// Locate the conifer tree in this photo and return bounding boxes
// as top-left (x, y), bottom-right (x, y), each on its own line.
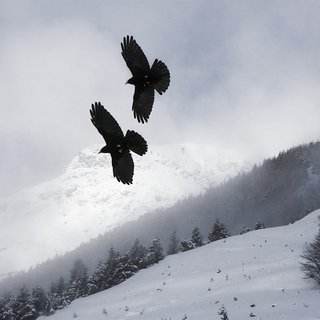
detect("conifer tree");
top-left (191, 227), bottom-right (203, 247)
top-left (167, 230), bottom-right (180, 255)
top-left (218, 305), bottom-right (229, 320)
top-left (111, 254), bottom-right (138, 286)
top-left (68, 259), bottom-right (89, 301)
top-left (31, 287), bottom-right (48, 317)
top-left (208, 219), bottom-right (230, 242)
top-left (254, 221), bottom-right (265, 230)
top-left (11, 286), bottom-right (37, 320)
top-left (144, 238), bottom-right (164, 266)
top-left (0, 293), bottom-right (15, 320)
top-left (103, 247), bottom-right (121, 289)
top-left (127, 239), bottom-right (147, 269)
top-left (47, 276), bottom-right (69, 314)
top-left (240, 226), bottom-right (251, 234)
top-left (301, 227), bottom-right (320, 285)
top-left (88, 261), bottom-right (106, 294)
top-left (179, 240), bottom-right (195, 252)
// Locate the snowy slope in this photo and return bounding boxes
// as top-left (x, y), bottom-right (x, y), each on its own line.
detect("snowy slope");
top-left (38, 210), bottom-right (320, 320)
top-left (0, 144), bottom-right (249, 277)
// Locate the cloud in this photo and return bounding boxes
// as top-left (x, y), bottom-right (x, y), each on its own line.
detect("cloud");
top-left (1, 0), bottom-right (320, 195)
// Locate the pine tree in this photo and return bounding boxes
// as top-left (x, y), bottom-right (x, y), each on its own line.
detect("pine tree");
top-left (144, 238), bottom-right (164, 267)
top-left (167, 230), bottom-right (180, 255)
top-left (179, 240), bottom-right (195, 252)
top-left (11, 286), bottom-right (37, 320)
top-left (88, 261), bottom-right (106, 294)
top-left (301, 227), bottom-right (320, 285)
top-left (68, 260), bottom-right (89, 301)
top-left (191, 227), bottom-right (203, 247)
top-left (218, 305), bottom-right (229, 320)
top-left (111, 254), bottom-right (138, 286)
top-left (0, 292), bottom-right (15, 320)
top-left (127, 239), bottom-right (147, 269)
top-left (240, 226), bottom-right (251, 234)
top-left (47, 276), bottom-right (69, 314)
top-left (254, 221), bottom-right (265, 230)
top-left (208, 219), bottom-right (230, 242)
top-left (56, 276), bottom-right (69, 308)
top-left (31, 287), bottom-right (48, 317)
top-left (101, 247), bottom-right (122, 289)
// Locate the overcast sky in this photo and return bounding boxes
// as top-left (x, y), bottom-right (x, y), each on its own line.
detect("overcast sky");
top-left (1, 0), bottom-right (320, 196)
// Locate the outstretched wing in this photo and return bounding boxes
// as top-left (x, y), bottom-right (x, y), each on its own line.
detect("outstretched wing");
top-left (121, 35), bottom-right (150, 75)
top-left (111, 150), bottom-right (134, 185)
top-left (90, 102), bottom-right (124, 144)
top-left (132, 86), bottom-right (155, 123)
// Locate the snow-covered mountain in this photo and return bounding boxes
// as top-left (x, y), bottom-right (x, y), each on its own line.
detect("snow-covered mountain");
top-left (0, 144), bottom-right (249, 278)
top-left (38, 210), bottom-right (320, 320)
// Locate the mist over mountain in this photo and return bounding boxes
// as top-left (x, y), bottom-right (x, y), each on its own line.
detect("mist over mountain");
top-left (1, 141), bottom-right (319, 295)
top-left (0, 143), bottom-right (248, 280)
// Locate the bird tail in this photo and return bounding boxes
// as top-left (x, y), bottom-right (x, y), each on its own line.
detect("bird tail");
top-left (151, 59), bottom-right (170, 95)
top-left (125, 130), bottom-right (148, 156)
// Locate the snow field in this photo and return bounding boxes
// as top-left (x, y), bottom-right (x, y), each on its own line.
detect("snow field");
top-left (39, 210), bottom-right (320, 320)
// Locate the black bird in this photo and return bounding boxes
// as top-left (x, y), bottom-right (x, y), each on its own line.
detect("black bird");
top-left (90, 102), bottom-right (148, 184)
top-left (121, 35), bottom-right (170, 123)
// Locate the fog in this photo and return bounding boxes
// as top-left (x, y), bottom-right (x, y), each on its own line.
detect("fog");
top-left (1, 0), bottom-right (320, 196)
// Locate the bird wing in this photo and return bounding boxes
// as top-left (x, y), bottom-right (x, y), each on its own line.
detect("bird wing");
top-left (90, 102), bottom-right (124, 144)
top-left (125, 130), bottom-right (148, 156)
top-left (121, 35), bottom-right (150, 75)
top-left (111, 150), bottom-right (134, 185)
top-left (132, 85), bottom-right (155, 123)
top-left (150, 59), bottom-right (170, 95)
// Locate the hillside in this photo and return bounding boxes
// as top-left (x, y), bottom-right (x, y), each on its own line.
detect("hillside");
top-left (0, 144), bottom-right (248, 278)
top-left (1, 141), bottom-right (319, 295)
top-left (38, 210), bottom-right (320, 320)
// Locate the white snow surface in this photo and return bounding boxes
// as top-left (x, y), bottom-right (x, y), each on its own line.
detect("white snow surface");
top-left (39, 210), bottom-right (320, 320)
top-left (0, 144), bottom-right (249, 277)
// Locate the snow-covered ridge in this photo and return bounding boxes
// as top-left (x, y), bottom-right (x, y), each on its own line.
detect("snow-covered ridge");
top-left (0, 144), bottom-right (249, 277)
top-left (39, 210), bottom-right (320, 320)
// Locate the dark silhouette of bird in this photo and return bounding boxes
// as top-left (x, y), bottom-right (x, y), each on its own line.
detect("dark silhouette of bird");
top-left (90, 102), bottom-right (148, 184)
top-left (121, 35), bottom-right (170, 123)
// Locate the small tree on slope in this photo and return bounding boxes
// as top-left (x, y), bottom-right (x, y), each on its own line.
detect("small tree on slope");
top-left (167, 230), bottom-right (180, 255)
top-left (301, 225), bottom-right (320, 285)
top-left (127, 238), bottom-right (147, 269)
top-left (218, 305), bottom-right (229, 320)
top-left (144, 238), bottom-right (164, 267)
top-left (31, 286), bottom-right (48, 317)
top-left (0, 293), bottom-right (15, 320)
top-left (68, 259), bottom-right (89, 301)
top-left (11, 286), bottom-right (37, 320)
top-left (208, 219), bottom-right (230, 242)
top-left (191, 227), bottom-right (203, 247)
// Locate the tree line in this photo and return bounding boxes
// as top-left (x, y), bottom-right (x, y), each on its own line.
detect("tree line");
top-left (0, 218), bottom-right (262, 319)
top-left (1, 141), bottom-right (319, 297)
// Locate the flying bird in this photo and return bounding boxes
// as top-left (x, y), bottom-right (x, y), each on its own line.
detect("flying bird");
top-left (121, 35), bottom-right (170, 123)
top-left (90, 102), bottom-right (148, 184)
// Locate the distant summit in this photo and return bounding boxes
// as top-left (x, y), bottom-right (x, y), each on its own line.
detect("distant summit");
top-left (0, 144), bottom-right (248, 277)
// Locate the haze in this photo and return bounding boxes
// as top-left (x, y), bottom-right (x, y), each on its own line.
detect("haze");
top-left (1, 0), bottom-right (320, 196)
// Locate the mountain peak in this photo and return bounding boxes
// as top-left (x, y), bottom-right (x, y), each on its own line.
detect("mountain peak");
top-left (0, 143), bottom-right (249, 277)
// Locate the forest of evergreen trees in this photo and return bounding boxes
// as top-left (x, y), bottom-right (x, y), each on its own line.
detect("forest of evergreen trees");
top-left (0, 219), bottom-right (246, 319)
top-left (1, 141), bottom-right (319, 311)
